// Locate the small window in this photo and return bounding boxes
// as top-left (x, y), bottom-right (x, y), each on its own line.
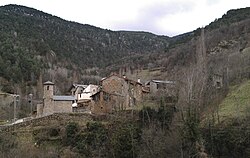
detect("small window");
top-left (47, 86), bottom-right (49, 90)
top-left (104, 93), bottom-right (110, 101)
top-left (216, 81), bottom-right (221, 88)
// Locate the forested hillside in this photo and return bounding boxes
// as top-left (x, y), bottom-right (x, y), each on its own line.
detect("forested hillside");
top-left (0, 4), bottom-right (169, 87)
top-left (1, 4), bottom-right (250, 94)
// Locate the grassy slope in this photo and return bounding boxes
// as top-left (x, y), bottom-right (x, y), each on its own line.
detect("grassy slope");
top-left (218, 80), bottom-right (250, 124)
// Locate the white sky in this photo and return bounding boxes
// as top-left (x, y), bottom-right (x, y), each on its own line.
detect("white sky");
top-left (0, 0), bottom-right (250, 36)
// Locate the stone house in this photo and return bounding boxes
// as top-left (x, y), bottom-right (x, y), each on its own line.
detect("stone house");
top-left (74, 84), bottom-right (100, 112)
top-left (91, 74), bottom-right (144, 113)
top-left (69, 84), bottom-right (88, 96)
top-left (145, 80), bottom-right (177, 103)
top-left (146, 80), bottom-right (175, 94)
top-left (77, 84), bottom-right (100, 101)
top-left (91, 90), bottom-right (113, 114)
top-left (37, 81), bottom-right (76, 117)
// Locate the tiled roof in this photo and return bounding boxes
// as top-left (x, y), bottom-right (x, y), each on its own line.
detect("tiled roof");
top-left (53, 96), bottom-right (75, 101)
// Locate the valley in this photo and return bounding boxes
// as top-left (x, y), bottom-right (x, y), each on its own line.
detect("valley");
top-left (0, 4), bottom-right (249, 158)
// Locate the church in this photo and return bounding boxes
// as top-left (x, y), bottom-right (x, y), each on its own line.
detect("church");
top-left (37, 81), bottom-right (76, 117)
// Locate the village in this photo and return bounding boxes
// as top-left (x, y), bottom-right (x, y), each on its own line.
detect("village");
top-left (36, 73), bottom-right (176, 117)
top-left (1, 70), bottom-right (224, 126)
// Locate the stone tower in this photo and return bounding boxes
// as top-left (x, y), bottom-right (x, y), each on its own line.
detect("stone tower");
top-left (43, 81), bottom-right (54, 116)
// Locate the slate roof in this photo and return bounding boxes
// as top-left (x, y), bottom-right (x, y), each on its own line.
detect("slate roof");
top-left (101, 74), bottom-right (142, 85)
top-left (151, 80), bottom-right (175, 84)
top-left (72, 84), bottom-right (88, 89)
top-left (43, 81), bottom-right (54, 85)
top-left (53, 96), bottom-right (75, 101)
top-left (69, 84), bottom-right (88, 92)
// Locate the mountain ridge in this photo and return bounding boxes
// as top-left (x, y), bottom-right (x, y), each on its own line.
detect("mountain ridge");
top-left (0, 4), bottom-right (169, 83)
top-left (0, 4), bottom-right (249, 96)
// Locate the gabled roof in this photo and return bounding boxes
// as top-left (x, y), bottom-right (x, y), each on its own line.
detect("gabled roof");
top-left (145, 80), bottom-right (175, 86)
top-left (151, 80), bottom-right (175, 84)
top-left (101, 74), bottom-right (142, 85)
top-left (69, 84), bottom-right (88, 92)
top-left (73, 84), bottom-right (88, 89)
top-left (53, 96), bottom-right (75, 101)
top-left (43, 81), bottom-right (54, 85)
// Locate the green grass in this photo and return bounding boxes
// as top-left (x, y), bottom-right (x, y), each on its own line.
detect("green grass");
top-left (218, 80), bottom-right (250, 123)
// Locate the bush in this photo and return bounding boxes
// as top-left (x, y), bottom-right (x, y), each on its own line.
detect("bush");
top-left (139, 103), bottom-right (175, 129)
top-left (76, 121), bottom-right (108, 156)
top-left (109, 121), bottom-right (142, 158)
top-left (64, 122), bottom-right (79, 146)
top-left (0, 133), bottom-right (17, 154)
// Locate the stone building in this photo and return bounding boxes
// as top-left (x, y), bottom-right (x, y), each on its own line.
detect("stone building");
top-left (69, 84), bottom-right (88, 96)
top-left (91, 74), bottom-right (143, 113)
top-left (146, 80), bottom-right (175, 94)
top-left (72, 84), bottom-right (100, 112)
top-left (37, 81), bottom-right (75, 117)
top-left (91, 91), bottom-right (113, 114)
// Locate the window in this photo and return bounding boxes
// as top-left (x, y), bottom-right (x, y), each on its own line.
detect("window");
top-left (104, 93), bottom-right (110, 101)
top-left (47, 86), bottom-right (49, 90)
top-left (216, 81), bottom-right (221, 88)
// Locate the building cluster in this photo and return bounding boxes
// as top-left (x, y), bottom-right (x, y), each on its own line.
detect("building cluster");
top-left (37, 74), bottom-right (176, 117)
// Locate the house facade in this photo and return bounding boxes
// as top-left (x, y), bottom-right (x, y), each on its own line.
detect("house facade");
top-left (146, 80), bottom-right (175, 94)
top-left (74, 84), bottom-right (100, 112)
top-left (77, 84), bottom-right (99, 101)
top-left (91, 74), bottom-right (143, 113)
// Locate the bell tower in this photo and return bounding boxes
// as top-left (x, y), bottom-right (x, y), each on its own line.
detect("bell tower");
top-left (43, 81), bottom-right (54, 115)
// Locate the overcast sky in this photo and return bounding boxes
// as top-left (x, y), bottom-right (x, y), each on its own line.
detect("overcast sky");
top-left (0, 0), bottom-right (250, 36)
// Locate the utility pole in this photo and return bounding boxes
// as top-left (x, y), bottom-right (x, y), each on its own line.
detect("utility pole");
top-left (13, 94), bottom-right (19, 122)
top-left (29, 93), bottom-right (33, 115)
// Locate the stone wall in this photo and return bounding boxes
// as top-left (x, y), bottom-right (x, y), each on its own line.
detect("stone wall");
top-left (0, 113), bottom-right (93, 132)
top-left (54, 101), bottom-right (72, 113)
top-left (150, 82), bottom-right (158, 93)
top-left (36, 103), bottom-right (43, 117)
top-left (91, 100), bottom-right (112, 114)
top-left (102, 75), bottom-right (128, 108)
